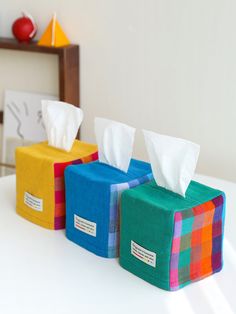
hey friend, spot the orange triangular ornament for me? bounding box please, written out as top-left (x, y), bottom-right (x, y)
top-left (38, 14), bottom-right (70, 47)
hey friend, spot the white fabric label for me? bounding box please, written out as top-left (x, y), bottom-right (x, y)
top-left (131, 240), bottom-right (156, 267)
top-left (24, 192), bottom-right (43, 212)
top-left (74, 214), bottom-right (97, 237)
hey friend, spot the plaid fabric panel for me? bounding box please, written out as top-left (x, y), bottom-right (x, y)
top-left (170, 194), bottom-right (225, 290)
top-left (108, 173), bottom-right (153, 258)
top-left (54, 152), bottom-right (98, 230)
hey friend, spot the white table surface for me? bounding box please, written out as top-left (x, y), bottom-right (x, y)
top-left (0, 174), bottom-right (235, 314)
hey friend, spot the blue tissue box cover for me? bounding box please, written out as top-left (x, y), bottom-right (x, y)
top-left (65, 159), bottom-right (152, 258)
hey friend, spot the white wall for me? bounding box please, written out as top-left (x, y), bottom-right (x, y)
top-left (0, 0), bottom-right (235, 182)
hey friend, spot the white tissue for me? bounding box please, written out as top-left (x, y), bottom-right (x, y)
top-left (143, 130), bottom-right (200, 197)
top-left (42, 100), bottom-right (83, 152)
top-left (94, 117), bottom-right (136, 172)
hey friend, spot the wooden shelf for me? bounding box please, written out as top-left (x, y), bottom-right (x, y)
top-left (0, 37), bottom-right (79, 125)
top-left (0, 37), bottom-right (77, 54)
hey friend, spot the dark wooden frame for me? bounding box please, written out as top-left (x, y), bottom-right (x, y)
top-left (0, 37), bottom-right (80, 124)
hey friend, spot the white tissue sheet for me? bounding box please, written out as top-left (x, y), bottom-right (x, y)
top-left (42, 100), bottom-right (83, 152)
top-left (143, 130), bottom-right (200, 197)
top-left (94, 117), bottom-right (136, 173)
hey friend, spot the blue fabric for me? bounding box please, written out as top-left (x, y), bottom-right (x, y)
top-left (65, 159), bottom-right (152, 258)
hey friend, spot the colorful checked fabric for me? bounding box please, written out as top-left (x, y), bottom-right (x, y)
top-left (108, 173), bottom-right (153, 257)
top-left (170, 194), bottom-right (225, 290)
top-left (54, 152), bottom-right (98, 229)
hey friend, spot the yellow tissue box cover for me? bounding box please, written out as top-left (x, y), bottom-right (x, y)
top-left (16, 140), bottom-right (98, 230)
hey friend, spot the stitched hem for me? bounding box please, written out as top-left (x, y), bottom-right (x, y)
top-left (119, 256), bottom-right (171, 291)
top-left (170, 266), bottom-right (223, 290)
top-left (16, 207), bottom-right (55, 230)
top-left (66, 230), bottom-right (112, 258)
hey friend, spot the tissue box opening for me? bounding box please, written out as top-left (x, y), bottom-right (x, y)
top-left (16, 140), bottom-right (98, 230)
top-left (119, 180), bottom-right (225, 291)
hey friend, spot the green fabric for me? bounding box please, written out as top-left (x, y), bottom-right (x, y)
top-left (119, 179), bottom-right (223, 290)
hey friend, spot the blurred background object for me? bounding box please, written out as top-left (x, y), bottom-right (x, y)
top-left (12, 12), bottom-right (37, 43)
top-left (0, 90), bottom-right (57, 176)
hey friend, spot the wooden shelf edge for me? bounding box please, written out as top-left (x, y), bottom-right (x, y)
top-left (0, 37), bottom-right (78, 55)
top-left (0, 162), bottom-right (15, 169)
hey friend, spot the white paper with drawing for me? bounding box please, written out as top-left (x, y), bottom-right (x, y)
top-left (2, 90), bottom-right (58, 167)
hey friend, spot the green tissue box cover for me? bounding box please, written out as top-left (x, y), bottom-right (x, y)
top-left (119, 180), bottom-right (225, 291)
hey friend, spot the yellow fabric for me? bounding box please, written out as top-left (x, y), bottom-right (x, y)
top-left (16, 140), bottom-right (97, 229)
top-left (38, 19), bottom-right (70, 47)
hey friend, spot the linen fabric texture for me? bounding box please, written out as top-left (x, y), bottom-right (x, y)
top-left (65, 159), bottom-right (152, 258)
top-left (16, 140), bottom-right (98, 230)
top-left (120, 180), bottom-right (225, 290)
